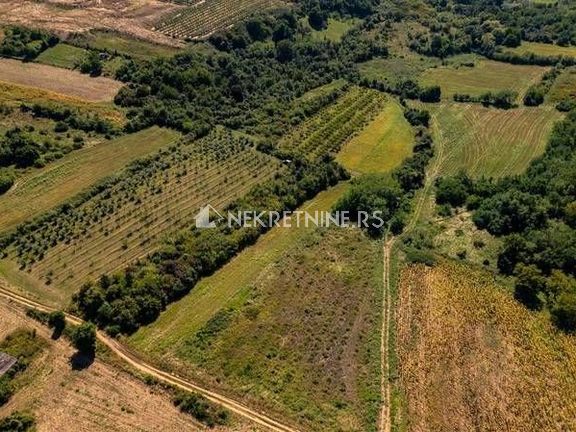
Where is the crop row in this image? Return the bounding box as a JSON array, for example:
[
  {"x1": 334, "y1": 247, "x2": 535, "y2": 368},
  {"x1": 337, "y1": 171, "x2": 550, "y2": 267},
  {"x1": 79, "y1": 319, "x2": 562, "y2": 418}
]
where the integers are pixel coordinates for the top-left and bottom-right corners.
[
  {"x1": 155, "y1": 0, "x2": 279, "y2": 39},
  {"x1": 6, "y1": 130, "x2": 282, "y2": 290},
  {"x1": 278, "y1": 87, "x2": 388, "y2": 160}
]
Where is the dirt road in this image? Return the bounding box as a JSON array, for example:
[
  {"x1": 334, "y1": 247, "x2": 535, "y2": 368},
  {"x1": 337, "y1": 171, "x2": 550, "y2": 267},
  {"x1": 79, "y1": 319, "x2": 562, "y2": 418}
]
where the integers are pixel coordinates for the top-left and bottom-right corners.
[{"x1": 0, "y1": 286, "x2": 299, "y2": 432}]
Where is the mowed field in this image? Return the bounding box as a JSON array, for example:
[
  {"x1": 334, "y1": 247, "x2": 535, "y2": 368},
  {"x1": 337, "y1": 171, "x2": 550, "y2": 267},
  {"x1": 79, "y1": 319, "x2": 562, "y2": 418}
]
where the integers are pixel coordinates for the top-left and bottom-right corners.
[
  {"x1": 36, "y1": 43, "x2": 89, "y2": 69},
  {"x1": 155, "y1": 0, "x2": 283, "y2": 40},
  {"x1": 396, "y1": 261, "x2": 576, "y2": 431},
  {"x1": 0, "y1": 58, "x2": 123, "y2": 102},
  {"x1": 0, "y1": 299, "x2": 255, "y2": 432},
  {"x1": 1, "y1": 130, "x2": 281, "y2": 305},
  {"x1": 419, "y1": 60, "x2": 548, "y2": 100},
  {"x1": 504, "y1": 41, "x2": 576, "y2": 59},
  {"x1": 430, "y1": 103, "x2": 563, "y2": 178},
  {"x1": 0, "y1": 127, "x2": 180, "y2": 233},
  {"x1": 337, "y1": 97, "x2": 414, "y2": 174}
]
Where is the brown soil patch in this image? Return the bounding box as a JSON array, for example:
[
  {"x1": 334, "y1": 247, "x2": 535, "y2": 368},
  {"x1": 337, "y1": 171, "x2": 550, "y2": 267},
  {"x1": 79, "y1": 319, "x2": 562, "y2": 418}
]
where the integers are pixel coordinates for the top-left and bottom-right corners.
[
  {"x1": 0, "y1": 0, "x2": 184, "y2": 47},
  {"x1": 0, "y1": 58, "x2": 123, "y2": 102}
]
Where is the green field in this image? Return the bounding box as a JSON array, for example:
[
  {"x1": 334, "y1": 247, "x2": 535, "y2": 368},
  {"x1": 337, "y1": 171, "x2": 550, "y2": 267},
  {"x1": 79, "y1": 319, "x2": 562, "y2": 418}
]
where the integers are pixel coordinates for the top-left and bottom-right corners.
[
  {"x1": 358, "y1": 56, "x2": 438, "y2": 86},
  {"x1": 504, "y1": 41, "x2": 576, "y2": 58},
  {"x1": 36, "y1": 43, "x2": 88, "y2": 69},
  {"x1": 309, "y1": 18, "x2": 360, "y2": 42},
  {"x1": 546, "y1": 67, "x2": 576, "y2": 103},
  {"x1": 296, "y1": 79, "x2": 348, "y2": 103},
  {"x1": 69, "y1": 31, "x2": 180, "y2": 60},
  {"x1": 129, "y1": 184, "x2": 382, "y2": 430},
  {"x1": 279, "y1": 86, "x2": 388, "y2": 159},
  {"x1": 430, "y1": 103, "x2": 563, "y2": 178},
  {"x1": 419, "y1": 60, "x2": 548, "y2": 100},
  {"x1": 0, "y1": 127, "x2": 180, "y2": 233},
  {"x1": 337, "y1": 98, "x2": 414, "y2": 174}
]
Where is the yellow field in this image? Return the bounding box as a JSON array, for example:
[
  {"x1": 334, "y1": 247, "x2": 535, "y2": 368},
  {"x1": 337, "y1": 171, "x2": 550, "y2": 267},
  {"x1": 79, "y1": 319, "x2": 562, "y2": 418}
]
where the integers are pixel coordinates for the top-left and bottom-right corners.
[
  {"x1": 430, "y1": 103, "x2": 563, "y2": 178},
  {"x1": 419, "y1": 60, "x2": 548, "y2": 100},
  {"x1": 0, "y1": 81, "x2": 124, "y2": 124},
  {"x1": 396, "y1": 261, "x2": 576, "y2": 431},
  {"x1": 128, "y1": 183, "x2": 349, "y2": 354},
  {"x1": 504, "y1": 41, "x2": 576, "y2": 58},
  {"x1": 337, "y1": 98, "x2": 414, "y2": 174},
  {"x1": 0, "y1": 127, "x2": 180, "y2": 233},
  {"x1": 0, "y1": 58, "x2": 123, "y2": 102}
]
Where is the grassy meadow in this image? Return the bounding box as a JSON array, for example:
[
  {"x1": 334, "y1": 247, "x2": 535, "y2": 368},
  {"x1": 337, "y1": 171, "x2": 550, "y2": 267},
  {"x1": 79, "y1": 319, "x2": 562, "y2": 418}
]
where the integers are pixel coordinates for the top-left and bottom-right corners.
[
  {"x1": 419, "y1": 60, "x2": 548, "y2": 100},
  {"x1": 504, "y1": 41, "x2": 576, "y2": 58},
  {"x1": 547, "y1": 67, "x2": 576, "y2": 103},
  {"x1": 429, "y1": 103, "x2": 563, "y2": 178},
  {"x1": 337, "y1": 98, "x2": 414, "y2": 174},
  {"x1": 309, "y1": 18, "x2": 360, "y2": 42},
  {"x1": 36, "y1": 43, "x2": 89, "y2": 69}
]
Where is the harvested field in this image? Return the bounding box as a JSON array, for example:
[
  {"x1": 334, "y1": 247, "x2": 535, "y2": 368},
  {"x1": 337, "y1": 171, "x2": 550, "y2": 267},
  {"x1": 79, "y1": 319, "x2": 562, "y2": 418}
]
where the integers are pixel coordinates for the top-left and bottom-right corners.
[
  {"x1": 0, "y1": 299, "x2": 256, "y2": 432},
  {"x1": 0, "y1": 0, "x2": 184, "y2": 47},
  {"x1": 337, "y1": 97, "x2": 414, "y2": 174},
  {"x1": 430, "y1": 102, "x2": 563, "y2": 178},
  {"x1": 0, "y1": 58, "x2": 123, "y2": 102},
  {"x1": 396, "y1": 261, "x2": 576, "y2": 431},
  {"x1": 36, "y1": 43, "x2": 89, "y2": 69}
]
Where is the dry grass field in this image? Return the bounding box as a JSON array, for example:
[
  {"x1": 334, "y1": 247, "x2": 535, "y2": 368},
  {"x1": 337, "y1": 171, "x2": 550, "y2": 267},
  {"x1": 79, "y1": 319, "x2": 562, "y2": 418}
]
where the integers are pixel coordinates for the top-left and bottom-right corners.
[
  {"x1": 430, "y1": 103, "x2": 563, "y2": 178},
  {"x1": 396, "y1": 261, "x2": 576, "y2": 431},
  {"x1": 0, "y1": 299, "x2": 258, "y2": 432},
  {"x1": 0, "y1": 59, "x2": 123, "y2": 102},
  {"x1": 419, "y1": 60, "x2": 548, "y2": 100},
  {"x1": 0, "y1": 0, "x2": 183, "y2": 47},
  {"x1": 547, "y1": 67, "x2": 576, "y2": 104},
  {"x1": 337, "y1": 98, "x2": 414, "y2": 174}
]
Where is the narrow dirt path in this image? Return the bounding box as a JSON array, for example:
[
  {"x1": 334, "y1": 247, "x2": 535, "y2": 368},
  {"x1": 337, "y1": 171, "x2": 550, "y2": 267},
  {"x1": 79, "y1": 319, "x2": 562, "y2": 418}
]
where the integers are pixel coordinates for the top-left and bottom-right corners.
[
  {"x1": 0, "y1": 286, "x2": 299, "y2": 432},
  {"x1": 379, "y1": 111, "x2": 448, "y2": 432}
]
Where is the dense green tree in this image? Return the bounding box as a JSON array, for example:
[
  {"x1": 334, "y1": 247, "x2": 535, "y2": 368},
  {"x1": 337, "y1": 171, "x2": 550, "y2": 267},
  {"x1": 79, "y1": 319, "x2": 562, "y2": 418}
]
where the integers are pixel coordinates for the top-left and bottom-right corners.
[{"x1": 71, "y1": 323, "x2": 96, "y2": 354}]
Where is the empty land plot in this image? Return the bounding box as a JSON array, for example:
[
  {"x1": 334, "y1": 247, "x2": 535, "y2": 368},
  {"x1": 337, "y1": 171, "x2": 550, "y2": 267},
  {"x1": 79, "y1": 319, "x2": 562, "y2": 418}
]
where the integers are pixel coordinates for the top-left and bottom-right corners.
[
  {"x1": 337, "y1": 97, "x2": 414, "y2": 174},
  {"x1": 308, "y1": 17, "x2": 360, "y2": 42},
  {"x1": 504, "y1": 41, "x2": 576, "y2": 59},
  {"x1": 547, "y1": 67, "x2": 576, "y2": 103},
  {"x1": 430, "y1": 103, "x2": 563, "y2": 178},
  {"x1": 358, "y1": 56, "x2": 439, "y2": 86},
  {"x1": 3, "y1": 130, "x2": 282, "y2": 302},
  {"x1": 419, "y1": 60, "x2": 548, "y2": 100},
  {"x1": 35, "y1": 43, "x2": 89, "y2": 69},
  {"x1": 132, "y1": 222, "x2": 382, "y2": 431},
  {"x1": 0, "y1": 127, "x2": 180, "y2": 233},
  {"x1": 278, "y1": 86, "x2": 388, "y2": 159},
  {"x1": 396, "y1": 261, "x2": 576, "y2": 431},
  {"x1": 155, "y1": 0, "x2": 284, "y2": 40},
  {"x1": 0, "y1": 300, "x2": 253, "y2": 432},
  {"x1": 0, "y1": 58, "x2": 123, "y2": 102}
]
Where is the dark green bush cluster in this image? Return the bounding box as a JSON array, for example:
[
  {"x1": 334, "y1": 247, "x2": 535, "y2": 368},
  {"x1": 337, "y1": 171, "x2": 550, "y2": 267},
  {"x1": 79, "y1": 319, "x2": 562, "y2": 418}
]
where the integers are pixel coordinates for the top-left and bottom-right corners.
[
  {"x1": 434, "y1": 111, "x2": 576, "y2": 331},
  {"x1": 173, "y1": 391, "x2": 229, "y2": 427},
  {"x1": 359, "y1": 78, "x2": 440, "y2": 103},
  {"x1": 453, "y1": 90, "x2": 517, "y2": 109},
  {"x1": 0, "y1": 412, "x2": 35, "y2": 432},
  {"x1": 0, "y1": 26, "x2": 58, "y2": 59},
  {"x1": 0, "y1": 170, "x2": 14, "y2": 195},
  {"x1": 21, "y1": 103, "x2": 117, "y2": 135}
]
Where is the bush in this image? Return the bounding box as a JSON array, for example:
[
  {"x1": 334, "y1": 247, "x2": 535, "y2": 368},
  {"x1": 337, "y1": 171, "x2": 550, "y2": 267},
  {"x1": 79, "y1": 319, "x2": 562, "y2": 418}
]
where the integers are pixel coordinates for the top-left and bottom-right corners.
[
  {"x1": 0, "y1": 411, "x2": 35, "y2": 432},
  {"x1": 71, "y1": 323, "x2": 96, "y2": 354},
  {"x1": 419, "y1": 85, "x2": 441, "y2": 103},
  {"x1": 0, "y1": 170, "x2": 14, "y2": 195},
  {"x1": 173, "y1": 391, "x2": 229, "y2": 427}
]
